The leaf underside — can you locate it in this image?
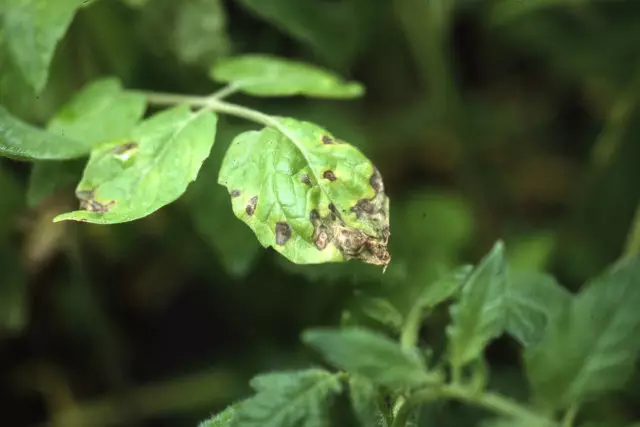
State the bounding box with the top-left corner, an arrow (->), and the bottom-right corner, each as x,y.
217,117 -> 390,267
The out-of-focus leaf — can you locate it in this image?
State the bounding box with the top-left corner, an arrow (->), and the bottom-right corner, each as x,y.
235,0 -> 378,70
54,106 -> 217,224
47,78 -> 147,147
526,256 -> 640,409
3,0 -> 85,92
357,296 -> 403,330
0,160 -> 24,238
235,369 -> 342,427
217,118 -> 390,267
183,119 -> 261,278
210,55 -> 364,99
416,264 -> 473,310
447,241 -> 507,368
505,269 -> 571,347
0,106 -> 90,160
175,0 -> 230,66
507,232 -> 555,271
348,375 -> 385,427
26,159 -> 85,207
303,327 -> 435,388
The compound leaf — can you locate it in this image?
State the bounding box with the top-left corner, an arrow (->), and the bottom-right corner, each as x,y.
303,327 -> 435,388
447,241 -> 508,368
525,255 -> 640,409
217,118 -> 390,267
48,78 -> 147,147
505,269 -> 572,348
0,106 -> 89,160
54,105 -> 217,224
235,369 -> 341,427
3,0 -> 85,92
210,55 -> 363,99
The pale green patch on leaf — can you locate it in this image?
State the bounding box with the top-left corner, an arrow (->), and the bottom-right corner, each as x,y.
47,78 -> 147,147
26,159 -> 85,207
210,55 -> 364,99
303,327 -> 435,388
53,105 -> 217,224
234,369 -> 341,427
198,404 -> 237,427
0,106 -> 89,160
447,241 -> 508,368
525,255 -> 640,409
348,375 -> 385,427
3,0 -> 86,93
505,269 -> 571,348
218,118 -> 390,267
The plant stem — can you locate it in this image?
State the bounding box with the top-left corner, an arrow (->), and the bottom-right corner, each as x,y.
143,91 -> 274,128
400,304 -> 423,350
561,403 -> 579,427
624,203 -> 640,259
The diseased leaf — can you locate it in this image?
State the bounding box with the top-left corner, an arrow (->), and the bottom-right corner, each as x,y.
27,159 -> 85,207
198,404 -> 237,427
525,255 -> 640,409
303,328 -> 434,388
0,106 -> 89,160
47,78 -> 147,147
3,0 -> 85,92
505,269 -> 572,348
447,241 -> 507,368
217,118 -> 390,267
235,369 -> 341,427
348,375 -> 385,427
210,55 -> 363,99
53,105 -> 217,224
183,119 -> 261,278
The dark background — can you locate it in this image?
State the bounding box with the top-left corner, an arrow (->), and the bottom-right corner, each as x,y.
1,0 -> 640,426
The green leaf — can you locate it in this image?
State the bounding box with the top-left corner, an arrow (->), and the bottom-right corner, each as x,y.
348,375 -> 385,427
235,369 -> 341,427
0,106 -> 90,160
505,270 -> 572,348
53,105 -> 217,224
199,405 -> 237,427
217,118 -> 390,267
447,241 -> 508,368
183,120 -> 261,278
210,55 -> 364,99
26,159 -> 85,207
3,0 -> 85,93
357,296 -> 404,331
302,327 -> 434,388
47,78 -> 147,147
525,255 -> 640,409
417,265 -> 473,310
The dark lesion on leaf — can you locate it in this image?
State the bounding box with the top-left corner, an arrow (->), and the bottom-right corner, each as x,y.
246,196 -> 258,216
275,222 -> 292,246
111,141 -> 138,155
76,190 -> 116,213
230,189 -> 242,197
323,170 -> 337,181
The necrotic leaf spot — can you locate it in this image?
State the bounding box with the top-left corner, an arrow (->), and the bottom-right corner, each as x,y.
323,170 -> 336,181
246,196 -> 258,216
275,222 -> 292,245
300,174 -> 312,187
230,189 -> 241,197
321,135 -> 334,144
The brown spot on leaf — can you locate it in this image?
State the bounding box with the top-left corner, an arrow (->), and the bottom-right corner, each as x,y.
246,196 -> 258,216
76,189 -> 116,213
300,174 -> 312,187
112,141 -> 138,155
230,189 -> 241,197
275,222 -> 292,246
370,168 -> 384,193
351,199 -> 376,218
310,209 -> 321,222
315,228 -> 329,250
321,135 -> 334,144
323,170 -> 336,181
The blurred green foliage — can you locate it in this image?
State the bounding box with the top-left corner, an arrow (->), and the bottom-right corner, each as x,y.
1,0 -> 640,426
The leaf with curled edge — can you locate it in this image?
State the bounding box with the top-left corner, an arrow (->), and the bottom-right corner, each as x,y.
217,117 -> 390,267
